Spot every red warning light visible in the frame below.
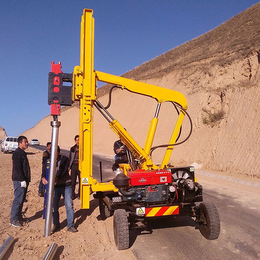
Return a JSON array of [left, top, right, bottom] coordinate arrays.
[[53, 87, 60, 93]]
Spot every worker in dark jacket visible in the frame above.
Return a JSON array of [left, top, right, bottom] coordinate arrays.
[[10, 135, 31, 227], [38, 142, 51, 197], [112, 139, 129, 171], [42, 146, 77, 233], [69, 135, 80, 199]]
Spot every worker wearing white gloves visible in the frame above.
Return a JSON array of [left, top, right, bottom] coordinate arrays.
[[10, 136, 31, 227]]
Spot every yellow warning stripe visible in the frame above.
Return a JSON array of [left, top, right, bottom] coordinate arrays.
[[146, 206, 179, 217], [146, 207, 161, 217], [162, 206, 179, 216]]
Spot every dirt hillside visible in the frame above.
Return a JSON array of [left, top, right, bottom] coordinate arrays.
[[0, 126, 6, 140], [22, 3, 260, 179]]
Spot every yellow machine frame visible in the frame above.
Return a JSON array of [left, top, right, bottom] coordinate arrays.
[[73, 9, 188, 209]]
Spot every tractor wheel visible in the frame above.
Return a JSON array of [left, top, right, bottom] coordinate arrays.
[[198, 202, 220, 240], [113, 209, 129, 250]]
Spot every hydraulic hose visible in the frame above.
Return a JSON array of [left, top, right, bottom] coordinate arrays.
[[119, 188, 136, 197], [98, 86, 192, 157], [104, 85, 120, 109], [172, 102, 182, 143], [150, 106, 193, 156]]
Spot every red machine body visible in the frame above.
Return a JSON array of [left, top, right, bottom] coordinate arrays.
[[127, 169, 172, 186]]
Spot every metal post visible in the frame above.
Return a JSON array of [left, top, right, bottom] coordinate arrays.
[[0, 236, 14, 260], [43, 243, 58, 260], [99, 161, 103, 182], [44, 117, 61, 237]]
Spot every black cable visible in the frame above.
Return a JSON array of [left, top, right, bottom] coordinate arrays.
[[172, 102, 182, 143], [150, 107, 193, 156], [97, 85, 192, 157], [104, 85, 120, 109]]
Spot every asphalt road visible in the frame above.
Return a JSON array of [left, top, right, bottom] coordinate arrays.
[[33, 145, 260, 259], [130, 178, 260, 260]]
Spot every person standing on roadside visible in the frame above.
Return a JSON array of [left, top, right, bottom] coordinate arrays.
[[10, 135, 31, 227], [69, 135, 80, 199], [38, 142, 51, 197], [42, 146, 78, 233]]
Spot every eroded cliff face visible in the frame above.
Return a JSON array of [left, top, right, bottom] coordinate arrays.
[[141, 50, 260, 178]]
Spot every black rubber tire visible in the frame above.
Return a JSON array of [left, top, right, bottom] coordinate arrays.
[[199, 202, 220, 240], [113, 209, 129, 250]]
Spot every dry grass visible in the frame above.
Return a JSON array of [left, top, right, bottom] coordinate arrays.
[[202, 108, 225, 126]]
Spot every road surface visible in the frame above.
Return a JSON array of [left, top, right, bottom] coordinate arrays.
[[130, 174, 260, 260]]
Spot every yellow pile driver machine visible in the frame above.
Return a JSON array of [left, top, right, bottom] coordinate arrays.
[[48, 9, 220, 249]]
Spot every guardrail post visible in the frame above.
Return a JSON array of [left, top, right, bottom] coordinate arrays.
[[44, 117, 61, 236], [43, 243, 58, 260], [0, 236, 14, 260]]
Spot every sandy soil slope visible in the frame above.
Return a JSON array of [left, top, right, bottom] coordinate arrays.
[[0, 148, 136, 260]]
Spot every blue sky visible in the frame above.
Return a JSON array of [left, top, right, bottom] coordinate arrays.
[[0, 0, 259, 137]]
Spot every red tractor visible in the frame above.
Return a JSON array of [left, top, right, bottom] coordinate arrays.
[[96, 165, 220, 250]]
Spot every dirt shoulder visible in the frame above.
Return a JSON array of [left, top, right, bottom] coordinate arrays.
[[0, 148, 136, 260]]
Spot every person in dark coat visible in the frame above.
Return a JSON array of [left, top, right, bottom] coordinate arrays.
[[112, 139, 129, 171], [10, 135, 31, 227], [42, 146, 78, 233], [69, 135, 80, 199], [38, 142, 51, 197]]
